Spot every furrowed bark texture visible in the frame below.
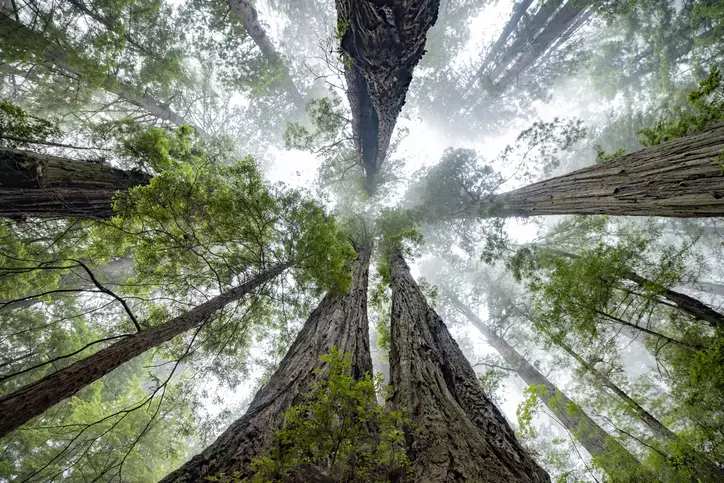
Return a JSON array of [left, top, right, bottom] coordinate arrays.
[[0, 17, 208, 137], [160, 250, 372, 482], [389, 252, 549, 482], [0, 148, 150, 219], [450, 298, 652, 480], [0, 263, 288, 438], [226, 0, 304, 109], [468, 124, 724, 218], [337, 0, 439, 185]]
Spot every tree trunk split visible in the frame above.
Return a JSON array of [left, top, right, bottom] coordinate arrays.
[[0, 148, 150, 219], [160, 250, 372, 482], [389, 252, 550, 482], [0, 262, 290, 438]]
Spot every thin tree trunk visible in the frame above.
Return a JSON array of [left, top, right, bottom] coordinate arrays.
[[463, 123, 724, 218], [0, 148, 150, 219], [388, 252, 550, 482], [336, 0, 439, 187], [0, 257, 133, 312], [448, 296, 654, 481], [0, 16, 209, 138], [160, 250, 372, 482], [0, 262, 290, 438], [226, 0, 304, 109]]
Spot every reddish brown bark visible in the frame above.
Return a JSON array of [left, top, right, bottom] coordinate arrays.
[[0, 262, 289, 438], [160, 250, 372, 482], [0, 148, 150, 220], [389, 252, 549, 482]]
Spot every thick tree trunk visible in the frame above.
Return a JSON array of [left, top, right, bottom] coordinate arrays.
[[0, 16, 208, 138], [389, 252, 549, 482], [337, 0, 439, 187], [464, 123, 724, 218], [0, 257, 133, 312], [0, 148, 150, 219], [448, 297, 652, 480], [226, 0, 304, 109], [0, 262, 289, 438], [160, 250, 372, 482]]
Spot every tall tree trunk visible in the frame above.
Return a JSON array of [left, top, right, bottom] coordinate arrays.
[[695, 280, 724, 297], [0, 148, 150, 219], [0, 16, 209, 138], [463, 123, 724, 218], [388, 252, 550, 482], [447, 295, 653, 481], [337, 0, 439, 188], [547, 249, 724, 330], [226, 0, 304, 109], [0, 262, 290, 438], [0, 257, 133, 312], [160, 250, 372, 482]]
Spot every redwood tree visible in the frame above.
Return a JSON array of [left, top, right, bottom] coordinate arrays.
[[388, 251, 550, 482], [160, 249, 373, 482]]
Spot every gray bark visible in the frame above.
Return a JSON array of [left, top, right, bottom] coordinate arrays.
[[0, 148, 150, 219], [464, 124, 724, 218], [389, 252, 549, 482], [448, 296, 653, 481], [0, 262, 290, 438], [160, 250, 372, 482], [337, 0, 439, 188]]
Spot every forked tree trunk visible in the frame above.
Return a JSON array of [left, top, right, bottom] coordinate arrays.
[[160, 250, 372, 482], [388, 252, 550, 482], [336, 0, 439, 187], [464, 123, 724, 218], [0, 148, 150, 219], [448, 296, 653, 481], [0, 262, 290, 438]]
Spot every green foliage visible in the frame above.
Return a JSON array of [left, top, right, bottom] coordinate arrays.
[[245, 348, 410, 482], [594, 146, 627, 164], [637, 67, 724, 147], [517, 384, 549, 439], [0, 102, 60, 147]]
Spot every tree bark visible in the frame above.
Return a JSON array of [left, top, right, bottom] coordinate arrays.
[[337, 0, 439, 188], [226, 0, 304, 109], [160, 250, 372, 482], [448, 296, 653, 481], [0, 16, 209, 138], [389, 251, 549, 482], [0, 148, 150, 219], [0, 257, 133, 312], [0, 262, 290, 438], [464, 123, 724, 218]]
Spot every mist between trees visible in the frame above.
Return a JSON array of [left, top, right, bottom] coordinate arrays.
[[1, 0, 724, 481]]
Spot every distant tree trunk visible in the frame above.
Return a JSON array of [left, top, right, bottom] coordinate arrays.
[[0, 148, 150, 220], [695, 281, 724, 297], [0, 262, 290, 438], [0, 257, 133, 312], [160, 250, 372, 482], [226, 0, 304, 109], [463, 123, 724, 218], [0, 16, 209, 138], [336, 0, 440, 188], [388, 252, 550, 482], [447, 296, 652, 481]]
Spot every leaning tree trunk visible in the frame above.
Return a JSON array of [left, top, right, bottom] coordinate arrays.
[[448, 296, 653, 481], [336, 0, 439, 188], [0, 257, 133, 312], [0, 262, 290, 438], [226, 0, 304, 110], [388, 251, 550, 482], [0, 16, 208, 138], [695, 280, 724, 297], [160, 250, 372, 482], [0, 148, 150, 219], [463, 123, 724, 218]]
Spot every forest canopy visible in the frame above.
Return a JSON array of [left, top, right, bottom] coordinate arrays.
[[1, 0, 724, 481]]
